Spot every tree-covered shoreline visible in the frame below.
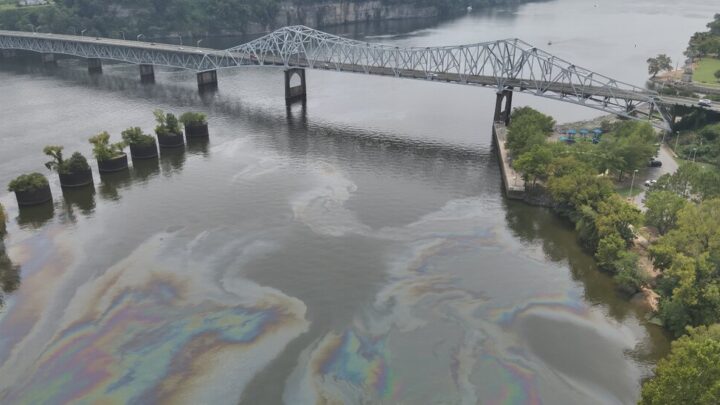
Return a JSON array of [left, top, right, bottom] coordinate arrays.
[[0, 0, 527, 38]]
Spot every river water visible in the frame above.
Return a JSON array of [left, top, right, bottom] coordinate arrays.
[[0, 0, 713, 403]]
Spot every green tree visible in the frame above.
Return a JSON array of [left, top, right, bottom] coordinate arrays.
[[644, 190, 688, 234], [547, 169, 614, 213], [514, 144, 554, 186], [505, 107, 555, 157], [613, 251, 645, 293], [715, 70, 720, 82], [654, 164, 701, 199], [506, 120, 547, 157], [708, 13, 720, 35], [594, 194, 642, 243], [595, 232, 625, 271], [647, 54, 673, 77], [509, 106, 556, 133], [653, 198, 720, 335], [598, 121, 657, 180], [640, 324, 720, 405]]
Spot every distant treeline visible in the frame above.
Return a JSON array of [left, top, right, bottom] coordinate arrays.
[[0, 0, 522, 38], [686, 13, 720, 57]]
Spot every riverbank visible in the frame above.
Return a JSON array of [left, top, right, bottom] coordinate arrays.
[[503, 110, 673, 313], [0, 0, 532, 39]]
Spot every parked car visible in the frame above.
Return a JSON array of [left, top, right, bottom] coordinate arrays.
[[649, 159, 662, 167], [698, 99, 713, 108], [644, 179, 657, 187]]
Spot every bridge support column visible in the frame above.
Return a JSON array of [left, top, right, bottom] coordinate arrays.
[[197, 70, 218, 91], [139, 64, 155, 83], [494, 89, 513, 125], [1, 49, 16, 59], [284, 68, 307, 105], [41, 53, 56, 66], [87, 58, 102, 74], [504, 90, 513, 125]]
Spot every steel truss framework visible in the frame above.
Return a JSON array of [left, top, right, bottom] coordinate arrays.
[[0, 26, 671, 129]]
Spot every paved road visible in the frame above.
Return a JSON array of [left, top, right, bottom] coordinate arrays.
[[631, 144, 679, 210], [0, 29, 218, 55], [659, 96, 720, 114]]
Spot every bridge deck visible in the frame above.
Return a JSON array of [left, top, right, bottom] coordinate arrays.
[[2, 27, 717, 127]]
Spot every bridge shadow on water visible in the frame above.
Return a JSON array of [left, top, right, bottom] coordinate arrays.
[[1, 59, 501, 188]]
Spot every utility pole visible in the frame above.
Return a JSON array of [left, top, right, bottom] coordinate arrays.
[[629, 169, 638, 201]]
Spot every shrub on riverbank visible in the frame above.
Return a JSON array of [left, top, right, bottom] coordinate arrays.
[[0, 0, 504, 38]]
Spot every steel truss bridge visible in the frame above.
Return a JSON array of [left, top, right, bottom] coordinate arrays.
[[0, 26, 693, 130]]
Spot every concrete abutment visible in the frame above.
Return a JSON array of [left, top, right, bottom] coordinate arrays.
[[284, 68, 307, 104], [41, 53, 56, 66], [87, 58, 102, 74], [494, 89, 513, 125], [197, 70, 218, 91], [492, 122, 526, 200], [139, 64, 155, 83]]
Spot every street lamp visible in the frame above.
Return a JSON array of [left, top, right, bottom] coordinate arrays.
[[692, 148, 698, 162], [137, 34, 144, 41], [196, 39, 203, 47], [675, 131, 680, 152], [80, 29, 87, 37], [28, 24, 36, 33], [629, 169, 639, 201], [119, 31, 125, 40], [177, 34, 183, 46]]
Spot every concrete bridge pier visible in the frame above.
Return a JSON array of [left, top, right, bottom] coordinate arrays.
[[1, 49, 16, 59], [87, 58, 102, 74], [284, 68, 307, 105], [494, 89, 513, 125], [197, 70, 218, 91], [139, 64, 155, 83], [41, 53, 56, 66]]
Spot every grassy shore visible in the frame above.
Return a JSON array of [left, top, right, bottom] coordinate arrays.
[[693, 57, 720, 86]]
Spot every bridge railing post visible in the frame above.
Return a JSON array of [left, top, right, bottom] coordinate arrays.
[[285, 68, 307, 105]]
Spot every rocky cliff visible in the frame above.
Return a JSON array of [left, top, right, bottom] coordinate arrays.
[[245, 1, 439, 33]]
